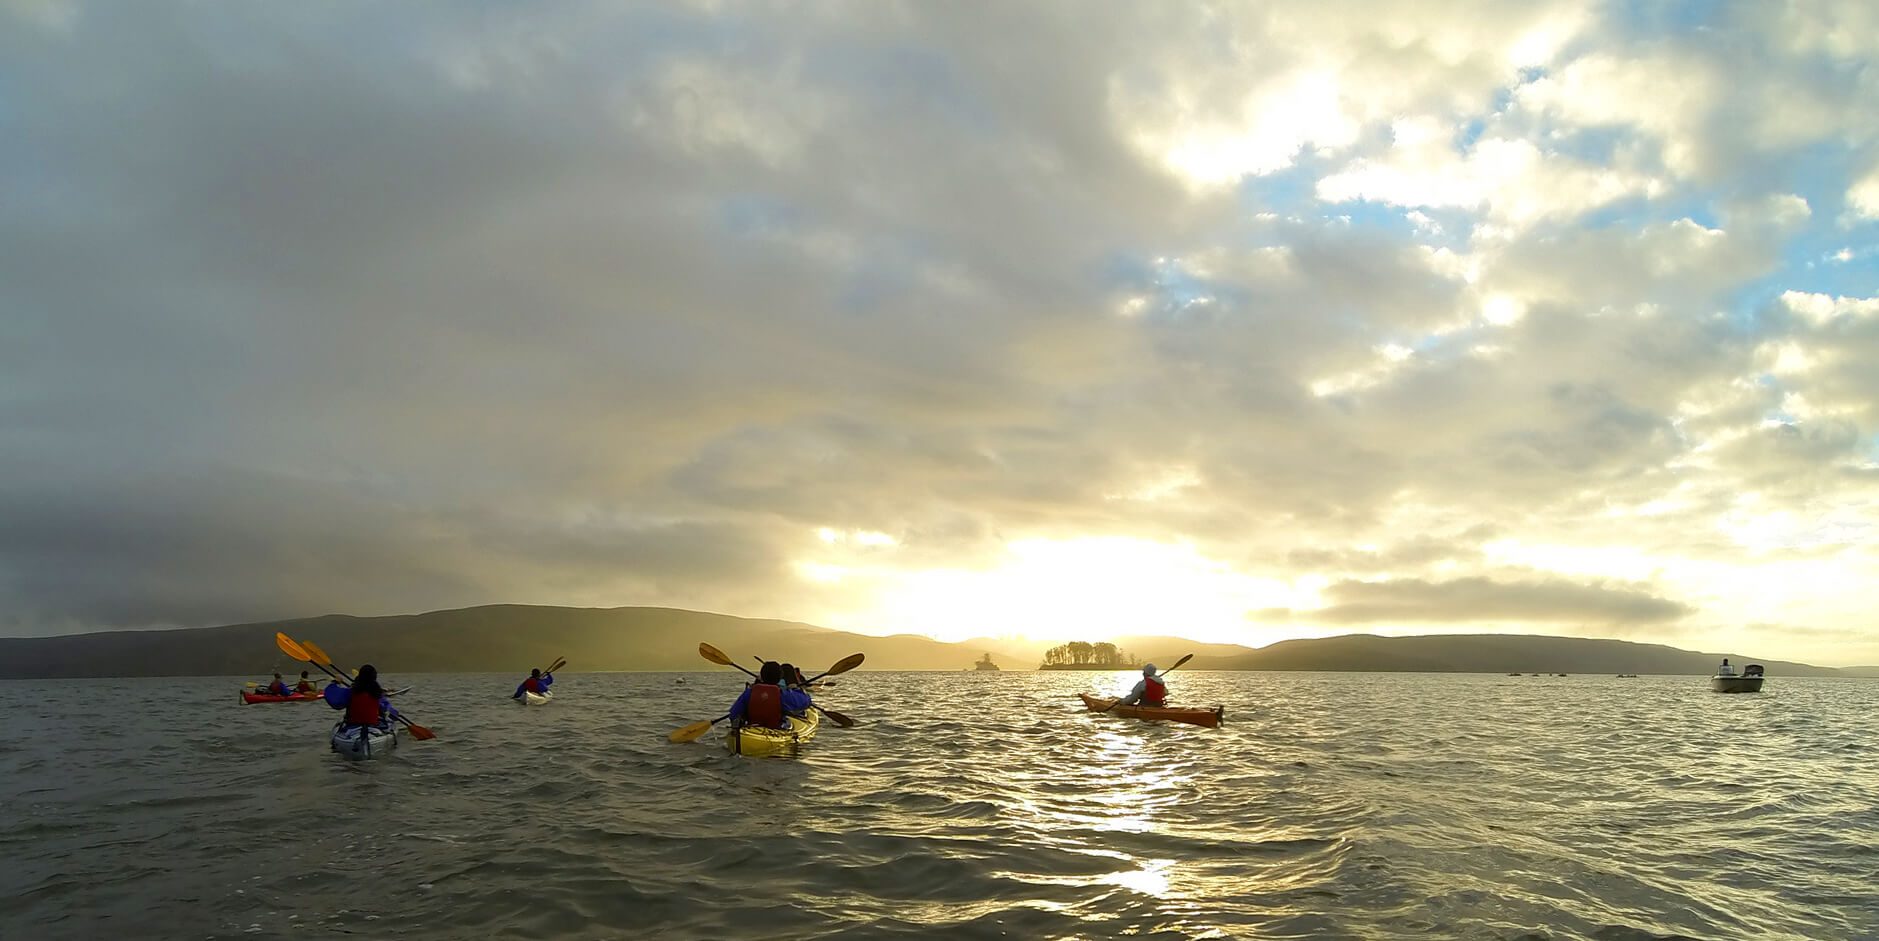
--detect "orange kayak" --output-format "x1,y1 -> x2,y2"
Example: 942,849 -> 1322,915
1078,693 -> 1223,728
241,690 -> 321,704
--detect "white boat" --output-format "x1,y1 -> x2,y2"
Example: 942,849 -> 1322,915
516,690 -> 553,706
331,723 -> 398,760
1710,663 -> 1765,693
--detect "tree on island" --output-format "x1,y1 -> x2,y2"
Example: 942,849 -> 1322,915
1041,641 -> 1135,668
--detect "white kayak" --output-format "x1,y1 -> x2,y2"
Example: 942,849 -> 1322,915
331,723 -> 398,760
515,690 -> 553,706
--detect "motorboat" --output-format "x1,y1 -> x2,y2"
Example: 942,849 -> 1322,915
1710,663 -> 1765,693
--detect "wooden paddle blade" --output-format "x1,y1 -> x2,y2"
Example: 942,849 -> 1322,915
817,706 -> 855,728
824,652 -> 865,676
668,719 -> 714,743
698,643 -> 734,666
275,632 -> 310,662
1168,653 -> 1194,671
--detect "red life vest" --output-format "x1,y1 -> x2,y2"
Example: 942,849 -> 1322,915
345,690 -> 382,726
1142,676 -> 1167,706
744,684 -> 784,729
523,677 -> 543,693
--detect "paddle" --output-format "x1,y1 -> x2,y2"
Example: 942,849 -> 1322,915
1093,654 -> 1194,713
699,643 -> 758,678
667,647 -> 865,741
275,632 -> 436,740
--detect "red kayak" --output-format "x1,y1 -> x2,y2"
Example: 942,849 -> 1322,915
1078,693 -> 1223,728
241,690 -> 321,704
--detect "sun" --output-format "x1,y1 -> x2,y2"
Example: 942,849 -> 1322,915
798,534 -> 1304,644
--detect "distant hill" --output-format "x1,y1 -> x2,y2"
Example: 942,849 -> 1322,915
0,605 -> 1863,679
1188,633 -> 1850,677
0,605 -> 1030,679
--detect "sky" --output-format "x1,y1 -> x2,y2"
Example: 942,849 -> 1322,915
2,1 -> 1877,665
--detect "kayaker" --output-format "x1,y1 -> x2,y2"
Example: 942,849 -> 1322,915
512,668 -> 555,700
263,673 -> 293,697
730,661 -> 805,729
1114,663 -> 1168,707
776,662 -> 813,715
293,671 -> 317,694
324,664 -> 398,729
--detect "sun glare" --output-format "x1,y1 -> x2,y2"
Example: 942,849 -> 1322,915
803,535 -> 1303,643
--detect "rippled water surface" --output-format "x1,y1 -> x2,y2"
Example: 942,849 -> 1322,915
3,670 -> 1876,940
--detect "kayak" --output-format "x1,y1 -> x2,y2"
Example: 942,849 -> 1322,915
726,708 -> 819,756
1078,693 -> 1223,729
515,690 -> 553,706
241,690 -> 321,704
331,723 -> 398,760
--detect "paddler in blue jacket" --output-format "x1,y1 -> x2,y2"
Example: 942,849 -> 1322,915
729,661 -> 813,729
324,664 -> 398,728
1114,663 -> 1168,707
512,668 -> 554,700
777,662 -> 813,715
262,673 -> 293,696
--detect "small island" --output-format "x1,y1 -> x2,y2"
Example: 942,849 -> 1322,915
974,652 -> 1001,671
1038,641 -> 1141,671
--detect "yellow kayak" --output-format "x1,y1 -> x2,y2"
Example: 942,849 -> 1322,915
725,708 -> 819,756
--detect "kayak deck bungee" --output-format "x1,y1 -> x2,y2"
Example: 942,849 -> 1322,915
241,690 -> 321,704
726,708 -> 819,756
331,723 -> 398,760
1078,693 -> 1223,728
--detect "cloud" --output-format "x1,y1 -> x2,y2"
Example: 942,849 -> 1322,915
1277,576 -> 1693,625
0,2 -> 1876,666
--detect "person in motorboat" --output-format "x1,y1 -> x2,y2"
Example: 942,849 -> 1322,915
293,671 -> 317,694
512,668 -> 555,700
262,673 -> 293,697
729,661 -> 813,729
324,664 -> 398,729
1114,663 -> 1168,707
1716,658 -> 1735,676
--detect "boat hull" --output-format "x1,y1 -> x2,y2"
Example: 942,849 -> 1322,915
726,709 -> 819,756
241,690 -> 321,704
1078,693 -> 1223,728
1710,676 -> 1765,693
331,723 -> 398,760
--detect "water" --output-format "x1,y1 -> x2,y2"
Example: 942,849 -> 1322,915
3,671 -> 1876,940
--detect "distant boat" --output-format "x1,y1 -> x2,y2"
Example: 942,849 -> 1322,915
1507,672 -> 1522,677
974,653 -> 1001,672
1616,673 -> 1638,678
1711,663 -> 1765,693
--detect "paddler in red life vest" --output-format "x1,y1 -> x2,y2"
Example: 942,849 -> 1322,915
511,668 -> 555,700
293,671 -> 317,694
1114,663 -> 1168,707
729,661 -> 813,729
323,664 -> 398,729
263,673 -> 292,696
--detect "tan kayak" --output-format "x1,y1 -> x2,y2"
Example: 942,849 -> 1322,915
1078,693 -> 1223,728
